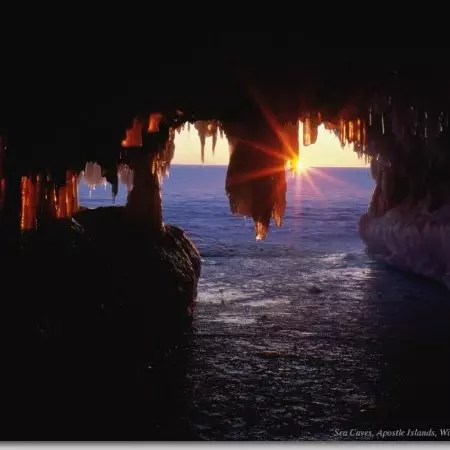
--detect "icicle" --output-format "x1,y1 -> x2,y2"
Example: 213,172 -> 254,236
200,134 -> 206,163
56,185 -> 66,219
194,121 -> 210,163
148,113 -> 162,133
339,117 -> 346,147
224,121 -> 287,241
272,210 -> 282,227
29,178 -> 37,228
255,221 -> 268,241
362,122 -> 367,150
20,177 -> 27,231
310,116 -> 318,145
68,171 -> 78,216
381,114 -> 385,135
155,126 -> 177,178
83,162 -> 106,190
348,121 -> 354,142
303,116 -> 312,146
212,132 -> 217,156
118,163 -> 134,193
356,118 -> 361,144
271,169 -> 286,228
20,176 -> 38,231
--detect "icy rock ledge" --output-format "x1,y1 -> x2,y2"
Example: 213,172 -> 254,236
359,204 -> 450,289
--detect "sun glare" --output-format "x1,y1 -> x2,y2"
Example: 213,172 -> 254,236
295,159 -> 306,173
171,118 -> 369,168
286,158 -> 307,175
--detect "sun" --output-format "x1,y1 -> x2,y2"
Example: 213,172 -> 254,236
295,159 -> 306,173
286,158 -> 307,174
285,158 -> 308,175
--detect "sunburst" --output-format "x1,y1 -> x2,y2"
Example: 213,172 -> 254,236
294,159 -> 306,173
286,158 -> 308,175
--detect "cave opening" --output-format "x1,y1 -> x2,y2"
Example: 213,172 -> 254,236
4,36 -> 450,440
38,119 -> 373,250
2,84 -> 450,441
2,80 -> 450,440
9,117 -> 370,236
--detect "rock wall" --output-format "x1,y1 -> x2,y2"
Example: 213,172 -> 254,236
3,70 -> 450,288
358,106 -> 450,287
0,124 -> 201,346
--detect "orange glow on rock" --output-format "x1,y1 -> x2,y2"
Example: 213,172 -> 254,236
20,176 -> 37,231
148,113 -> 163,133
121,118 -> 143,148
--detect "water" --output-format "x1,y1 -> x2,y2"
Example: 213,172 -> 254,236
78,166 -> 450,441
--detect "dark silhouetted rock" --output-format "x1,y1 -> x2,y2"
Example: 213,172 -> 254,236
3,206 -> 201,349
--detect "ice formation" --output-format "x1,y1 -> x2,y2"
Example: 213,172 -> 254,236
118,164 -> 134,193
6,91 -> 450,288
194,120 -> 222,162
82,162 -> 106,191
19,171 -> 79,230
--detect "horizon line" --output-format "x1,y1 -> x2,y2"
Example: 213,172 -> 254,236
170,163 -> 370,169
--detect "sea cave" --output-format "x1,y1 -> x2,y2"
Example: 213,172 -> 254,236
0,38 -> 449,440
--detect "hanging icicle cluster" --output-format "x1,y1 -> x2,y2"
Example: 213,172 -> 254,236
223,120 -> 291,240
19,171 -> 79,231
193,120 -> 223,163
297,112 -> 368,159
222,112 -> 371,240
118,163 -> 134,193
361,98 -> 450,217
301,114 -> 320,147
82,162 -> 106,191
152,126 -> 176,179
9,88 -> 450,240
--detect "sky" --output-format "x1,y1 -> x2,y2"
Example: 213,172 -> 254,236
172,122 -> 369,168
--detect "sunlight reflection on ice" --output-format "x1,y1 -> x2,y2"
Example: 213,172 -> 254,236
240,298 -> 290,308
198,288 -> 255,305
210,315 -> 256,325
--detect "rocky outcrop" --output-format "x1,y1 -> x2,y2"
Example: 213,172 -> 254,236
0,204 -> 201,439
2,43 -> 450,288
357,110 -> 450,288
5,206 -> 201,344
